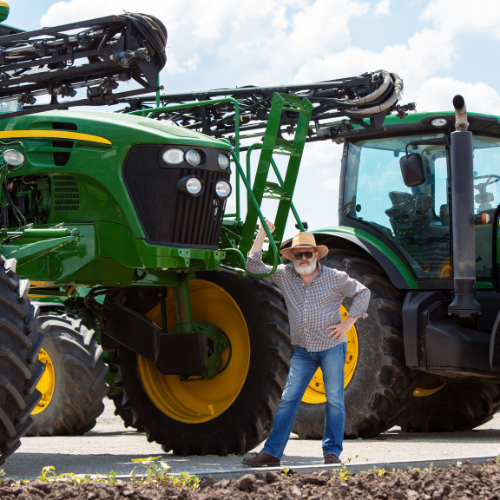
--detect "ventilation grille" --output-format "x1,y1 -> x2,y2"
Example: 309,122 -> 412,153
53,176 -> 79,211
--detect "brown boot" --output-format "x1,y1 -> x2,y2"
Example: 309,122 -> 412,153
242,452 -> 281,467
324,454 -> 341,464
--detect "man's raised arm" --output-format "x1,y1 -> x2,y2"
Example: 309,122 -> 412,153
246,219 -> 279,283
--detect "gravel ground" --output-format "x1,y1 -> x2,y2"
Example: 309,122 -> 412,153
4,398 -> 500,480
1,462 -> 499,499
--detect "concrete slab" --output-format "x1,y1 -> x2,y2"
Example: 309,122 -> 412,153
4,397 -> 500,481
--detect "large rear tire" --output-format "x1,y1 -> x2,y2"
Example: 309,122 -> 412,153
291,247 -> 411,439
398,382 -> 500,432
27,313 -> 108,436
108,393 -> 139,429
0,256 -> 44,463
112,272 -> 291,455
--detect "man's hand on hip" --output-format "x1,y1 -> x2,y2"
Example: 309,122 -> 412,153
327,316 -> 357,341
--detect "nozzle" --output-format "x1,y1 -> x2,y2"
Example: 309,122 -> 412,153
453,94 -> 468,131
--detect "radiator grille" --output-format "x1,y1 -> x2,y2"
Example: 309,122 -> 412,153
123,145 -> 230,248
53,175 -> 79,212
171,169 -> 227,247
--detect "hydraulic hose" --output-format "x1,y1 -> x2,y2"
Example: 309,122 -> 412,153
341,70 -> 393,106
345,72 -> 403,117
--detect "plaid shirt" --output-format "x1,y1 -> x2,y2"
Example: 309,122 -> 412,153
246,251 -> 370,352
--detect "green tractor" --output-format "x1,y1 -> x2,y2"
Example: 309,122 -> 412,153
127,87 -> 500,440
0,3 -> 411,456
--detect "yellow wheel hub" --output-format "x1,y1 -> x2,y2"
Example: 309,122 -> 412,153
33,348 -> 55,415
302,305 -> 358,404
137,279 -> 250,424
413,378 -> 446,398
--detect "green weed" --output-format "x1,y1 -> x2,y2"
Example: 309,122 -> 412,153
332,463 -> 353,482
170,472 -> 200,490
130,457 -> 170,484
129,457 -> 198,489
36,466 -> 118,485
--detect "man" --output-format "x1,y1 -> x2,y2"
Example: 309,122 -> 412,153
242,219 -> 370,467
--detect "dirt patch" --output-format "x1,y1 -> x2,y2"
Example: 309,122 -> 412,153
0,460 -> 499,499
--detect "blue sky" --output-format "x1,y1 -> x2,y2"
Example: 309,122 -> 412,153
7,0 -> 500,236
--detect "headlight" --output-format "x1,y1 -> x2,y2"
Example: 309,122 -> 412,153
218,153 -> 230,170
215,180 -> 231,198
186,149 -> 201,166
177,175 -> 204,196
3,149 -> 25,167
163,148 -> 184,165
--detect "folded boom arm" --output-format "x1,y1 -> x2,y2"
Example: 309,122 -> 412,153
0,13 -> 167,119
120,70 -> 414,145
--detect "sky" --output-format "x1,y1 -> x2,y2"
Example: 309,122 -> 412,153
7,0 -> 500,238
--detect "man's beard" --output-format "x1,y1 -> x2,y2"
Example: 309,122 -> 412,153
293,257 -> 317,275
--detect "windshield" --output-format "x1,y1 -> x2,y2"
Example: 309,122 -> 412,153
344,133 -> 449,279
345,133 -> 500,280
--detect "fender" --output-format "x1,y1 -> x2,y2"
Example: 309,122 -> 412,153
308,226 -> 419,290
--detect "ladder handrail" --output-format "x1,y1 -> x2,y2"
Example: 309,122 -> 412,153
223,150 -> 279,279
246,144 -> 306,232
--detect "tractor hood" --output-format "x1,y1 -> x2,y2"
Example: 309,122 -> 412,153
0,110 -> 232,151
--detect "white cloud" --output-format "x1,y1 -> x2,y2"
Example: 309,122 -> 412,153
374,0 -> 391,16
421,0 -> 500,39
293,27 -> 455,105
40,0 -> 370,87
415,77 -> 500,115
37,0 -> 500,237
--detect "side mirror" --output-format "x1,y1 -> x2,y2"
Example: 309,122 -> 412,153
399,153 -> 425,187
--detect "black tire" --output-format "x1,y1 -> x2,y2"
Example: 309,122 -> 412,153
27,313 -> 108,436
291,247 -> 411,439
0,256 -> 44,463
108,393 -> 138,429
112,272 -> 291,455
398,383 -> 500,432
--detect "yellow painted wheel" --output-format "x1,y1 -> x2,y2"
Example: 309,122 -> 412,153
28,313 -> 107,436
114,272 -> 291,455
32,348 -> 55,415
137,279 -> 251,424
301,305 -> 358,404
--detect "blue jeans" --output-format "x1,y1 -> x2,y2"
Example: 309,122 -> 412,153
262,343 -> 346,460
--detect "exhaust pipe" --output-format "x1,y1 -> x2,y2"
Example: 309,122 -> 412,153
448,95 -> 481,318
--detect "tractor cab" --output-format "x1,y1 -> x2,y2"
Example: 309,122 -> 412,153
340,111 -> 500,289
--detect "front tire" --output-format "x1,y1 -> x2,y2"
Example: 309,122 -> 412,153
292,247 -> 411,439
399,382 -> 500,432
112,272 -> 291,455
0,256 -> 44,463
28,313 -> 108,436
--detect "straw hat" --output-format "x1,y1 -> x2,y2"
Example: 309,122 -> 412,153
280,232 -> 329,261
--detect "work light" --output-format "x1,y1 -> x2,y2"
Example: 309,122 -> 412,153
215,180 -> 231,198
431,118 -> 447,127
163,148 -> 184,165
186,149 -> 201,166
3,149 -> 25,167
218,153 -> 230,170
177,175 -> 204,196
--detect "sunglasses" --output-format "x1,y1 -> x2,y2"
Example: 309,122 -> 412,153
292,251 -> 315,260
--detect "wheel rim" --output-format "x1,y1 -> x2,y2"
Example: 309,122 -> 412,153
413,379 -> 447,398
137,279 -> 251,424
302,305 -> 358,404
32,348 -> 55,414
